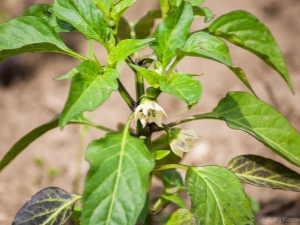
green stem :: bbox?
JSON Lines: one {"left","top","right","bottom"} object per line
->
{"left": 154, "top": 164, "right": 189, "bottom": 171}
{"left": 72, "top": 124, "right": 88, "bottom": 194}
{"left": 87, "top": 40, "right": 94, "bottom": 60}
{"left": 117, "top": 79, "right": 136, "bottom": 111}
{"left": 135, "top": 71, "right": 145, "bottom": 101}
{"left": 166, "top": 56, "right": 182, "bottom": 79}
{"left": 69, "top": 121, "right": 118, "bottom": 133}
{"left": 150, "top": 113, "right": 217, "bottom": 133}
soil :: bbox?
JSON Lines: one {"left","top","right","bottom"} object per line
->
{"left": 1, "top": 0, "right": 300, "bottom": 224}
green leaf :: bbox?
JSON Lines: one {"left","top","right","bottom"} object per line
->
{"left": 82, "top": 130, "right": 154, "bottom": 224}
{"left": 190, "top": 0, "right": 205, "bottom": 6}
{"left": 152, "top": 135, "right": 181, "bottom": 179}
{"left": 170, "top": 0, "right": 181, "bottom": 7}
{"left": 129, "top": 64, "right": 161, "bottom": 88}
{"left": 166, "top": 209, "right": 195, "bottom": 225}
{"left": 161, "top": 195, "right": 186, "bottom": 209}
{"left": 55, "top": 66, "right": 79, "bottom": 80}
{"left": 152, "top": 150, "right": 171, "bottom": 160}
{"left": 158, "top": 0, "right": 170, "bottom": 18}
{"left": 53, "top": 0, "right": 114, "bottom": 50}
{"left": 111, "top": 0, "right": 137, "bottom": 25}
{"left": 199, "top": 92, "right": 300, "bottom": 167}
{"left": 228, "top": 155, "right": 300, "bottom": 191}
{"left": 90, "top": 0, "right": 114, "bottom": 18}
{"left": 162, "top": 170, "right": 183, "bottom": 194}
{"left": 193, "top": 7, "right": 213, "bottom": 22}
{"left": 0, "top": 115, "right": 111, "bottom": 172}
{"left": 137, "top": 194, "right": 149, "bottom": 224}
{"left": 23, "top": 4, "right": 74, "bottom": 33}
{"left": 70, "top": 205, "right": 81, "bottom": 225}
{"left": 186, "top": 166, "right": 255, "bottom": 225}
{"left": 0, "top": 16, "right": 84, "bottom": 62}
{"left": 60, "top": 60, "right": 119, "bottom": 128}
{"left": 159, "top": 73, "right": 202, "bottom": 110}
{"left": 151, "top": 1, "right": 193, "bottom": 71}
{"left": 107, "top": 38, "right": 155, "bottom": 67}
{"left": 135, "top": 10, "right": 162, "bottom": 39}
{"left": 118, "top": 17, "right": 131, "bottom": 40}
{"left": 177, "top": 31, "right": 255, "bottom": 95}
{"left": 204, "top": 10, "right": 294, "bottom": 93}
{"left": 12, "top": 187, "right": 81, "bottom": 225}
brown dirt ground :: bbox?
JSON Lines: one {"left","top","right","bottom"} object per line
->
{"left": 1, "top": 0, "right": 300, "bottom": 224}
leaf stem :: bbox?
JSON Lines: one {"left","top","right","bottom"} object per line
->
{"left": 166, "top": 56, "right": 182, "bottom": 79}
{"left": 154, "top": 164, "right": 189, "bottom": 171}
{"left": 117, "top": 79, "right": 136, "bottom": 111}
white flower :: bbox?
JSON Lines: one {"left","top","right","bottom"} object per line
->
{"left": 169, "top": 129, "right": 198, "bottom": 157}
{"left": 134, "top": 100, "right": 167, "bottom": 127}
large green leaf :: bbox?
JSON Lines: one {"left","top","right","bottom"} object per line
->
{"left": 107, "top": 38, "right": 155, "bottom": 67}
{"left": 111, "top": 0, "right": 137, "bottom": 26}
{"left": 186, "top": 166, "right": 255, "bottom": 225}
{"left": 82, "top": 129, "right": 154, "bottom": 224}
{"left": 60, "top": 60, "right": 119, "bottom": 128}
{"left": 159, "top": 73, "right": 202, "bottom": 110}
{"left": 177, "top": 31, "right": 255, "bottom": 95}
{"left": 129, "top": 64, "right": 161, "bottom": 88}
{"left": 23, "top": 4, "right": 74, "bottom": 33}
{"left": 0, "top": 115, "right": 112, "bottom": 172}
{"left": 196, "top": 92, "right": 300, "bottom": 167}
{"left": 166, "top": 209, "right": 195, "bottom": 225}
{"left": 203, "top": 10, "right": 294, "bottom": 93}
{"left": 12, "top": 187, "right": 81, "bottom": 225}
{"left": 135, "top": 10, "right": 162, "bottom": 39}
{"left": 151, "top": 1, "right": 193, "bottom": 71}
{"left": 0, "top": 16, "right": 84, "bottom": 62}
{"left": 53, "top": 0, "right": 114, "bottom": 50}
{"left": 228, "top": 155, "right": 300, "bottom": 191}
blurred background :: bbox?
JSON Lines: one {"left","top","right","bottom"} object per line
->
{"left": 0, "top": 0, "right": 300, "bottom": 224}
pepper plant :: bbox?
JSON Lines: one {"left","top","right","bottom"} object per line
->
{"left": 1, "top": 0, "right": 300, "bottom": 224}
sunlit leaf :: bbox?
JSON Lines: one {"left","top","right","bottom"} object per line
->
{"left": 82, "top": 129, "right": 154, "bottom": 224}
{"left": 204, "top": 10, "right": 294, "bottom": 93}
{"left": 60, "top": 60, "right": 119, "bottom": 128}
{"left": 0, "top": 115, "right": 111, "bottom": 172}
{"left": 135, "top": 10, "right": 162, "bottom": 39}
{"left": 0, "top": 16, "right": 84, "bottom": 62}
{"left": 129, "top": 64, "right": 161, "bottom": 88}
{"left": 161, "top": 195, "right": 186, "bottom": 209}
{"left": 159, "top": 73, "right": 202, "bottom": 110}
{"left": 151, "top": 1, "right": 193, "bottom": 71}
{"left": 53, "top": 0, "right": 114, "bottom": 50}
{"left": 177, "top": 31, "right": 255, "bottom": 95}
{"left": 228, "top": 155, "right": 300, "bottom": 191}
{"left": 23, "top": 4, "right": 74, "bottom": 33}
{"left": 90, "top": 0, "right": 114, "bottom": 18}
{"left": 166, "top": 209, "right": 195, "bottom": 225}
{"left": 152, "top": 150, "right": 170, "bottom": 160}
{"left": 12, "top": 187, "right": 81, "bottom": 225}
{"left": 111, "top": 0, "right": 137, "bottom": 25}
{"left": 196, "top": 92, "right": 300, "bottom": 167}
{"left": 107, "top": 38, "right": 155, "bottom": 67}
{"left": 190, "top": 0, "right": 205, "bottom": 6}
{"left": 158, "top": 0, "right": 169, "bottom": 18}
{"left": 186, "top": 166, "right": 255, "bottom": 224}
